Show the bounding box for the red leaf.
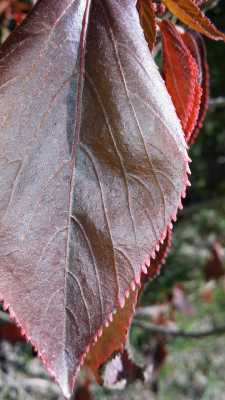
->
[185,82,202,143]
[0,0,189,397]
[162,0,225,41]
[85,230,172,381]
[182,31,209,144]
[137,0,157,51]
[85,290,138,380]
[160,20,202,143]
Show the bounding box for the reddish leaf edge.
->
[0,159,191,399]
[0,155,191,398]
[71,155,191,392]
[0,294,57,385]
[157,228,172,269]
[160,20,193,130]
[84,229,173,383]
[160,20,203,142]
[84,290,139,383]
[120,228,173,374]
[182,31,210,145]
[147,227,173,282]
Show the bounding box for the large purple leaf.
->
[0,0,189,397]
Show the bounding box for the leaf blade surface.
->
[0,0,188,397]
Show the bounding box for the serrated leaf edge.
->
[76,156,191,385]
[0,153,191,398]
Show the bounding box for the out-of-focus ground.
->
[0,1,225,399]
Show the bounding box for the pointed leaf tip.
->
[0,0,188,396]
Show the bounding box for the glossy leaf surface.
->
[0,0,188,397]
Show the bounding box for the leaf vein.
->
[67,270,91,337]
[70,214,104,323]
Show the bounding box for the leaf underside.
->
[0,0,188,397]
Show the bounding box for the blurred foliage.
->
[0,1,225,399]
[0,0,33,43]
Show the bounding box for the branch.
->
[133,319,225,339]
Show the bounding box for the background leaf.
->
[137,0,157,51]
[182,30,209,144]
[85,290,138,380]
[162,0,225,41]
[160,20,202,143]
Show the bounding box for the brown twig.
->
[133,319,225,339]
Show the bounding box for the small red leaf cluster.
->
[137,0,222,146]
